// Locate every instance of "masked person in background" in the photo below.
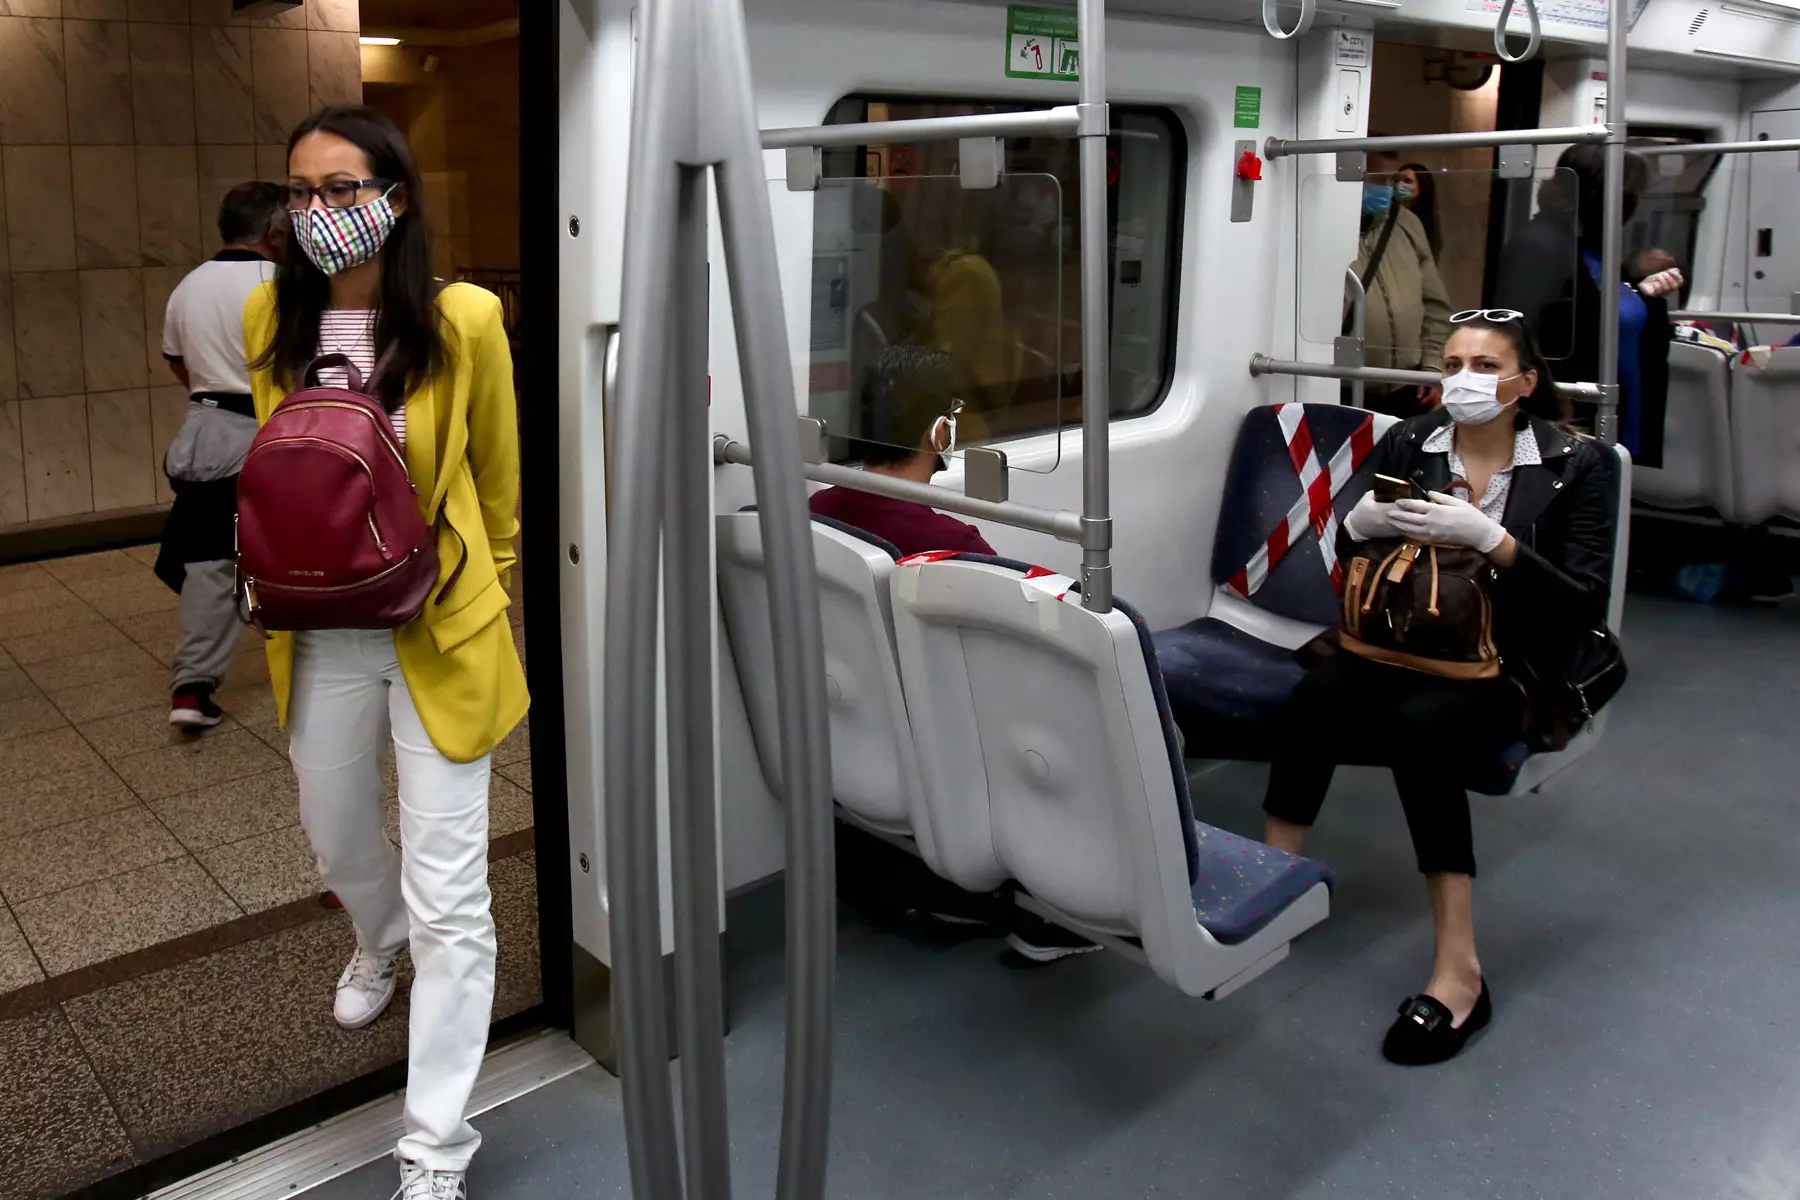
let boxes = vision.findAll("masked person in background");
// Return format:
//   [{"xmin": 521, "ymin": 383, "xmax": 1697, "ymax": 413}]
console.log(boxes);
[
  {"xmin": 1346, "ymin": 148, "xmax": 1452, "ymax": 419},
  {"xmin": 812, "ymin": 343, "xmax": 995, "ymax": 556},
  {"xmin": 1494, "ymin": 144, "xmax": 1681, "ymax": 468},
  {"xmin": 155, "ymin": 182, "xmax": 286, "ymax": 728}
]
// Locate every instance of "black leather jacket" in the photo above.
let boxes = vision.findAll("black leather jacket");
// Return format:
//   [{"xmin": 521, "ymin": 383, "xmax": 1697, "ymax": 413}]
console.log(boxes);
[{"xmin": 1345, "ymin": 409, "xmax": 1620, "ymax": 716}]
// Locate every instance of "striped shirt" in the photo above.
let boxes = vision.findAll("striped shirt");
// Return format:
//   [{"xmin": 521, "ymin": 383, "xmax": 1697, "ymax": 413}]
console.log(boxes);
[{"xmin": 317, "ymin": 309, "xmax": 406, "ymax": 448}]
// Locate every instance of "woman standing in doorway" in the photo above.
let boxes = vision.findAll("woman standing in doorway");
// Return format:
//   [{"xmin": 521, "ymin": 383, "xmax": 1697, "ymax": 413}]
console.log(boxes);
[{"xmin": 248, "ymin": 105, "xmax": 526, "ymax": 1199}]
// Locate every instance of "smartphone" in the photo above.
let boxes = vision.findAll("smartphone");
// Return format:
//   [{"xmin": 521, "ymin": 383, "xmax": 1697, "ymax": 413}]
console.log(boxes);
[{"xmin": 1372, "ymin": 473, "xmax": 1416, "ymax": 504}]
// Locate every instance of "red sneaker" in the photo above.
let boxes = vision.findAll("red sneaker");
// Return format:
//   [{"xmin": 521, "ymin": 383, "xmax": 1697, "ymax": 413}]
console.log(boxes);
[{"xmin": 169, "ymin": 689, "xmax": 223, "ymax": 729}]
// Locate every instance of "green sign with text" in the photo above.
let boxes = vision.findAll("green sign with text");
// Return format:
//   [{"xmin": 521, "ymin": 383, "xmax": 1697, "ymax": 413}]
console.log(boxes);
[
  {"xmin": 1005, "ymin": 5, "xmax": 1080, "ymax": 82},
  {"xmin": 1234, "ymin": 85, "xmax": 1263, "ymax": 129}
]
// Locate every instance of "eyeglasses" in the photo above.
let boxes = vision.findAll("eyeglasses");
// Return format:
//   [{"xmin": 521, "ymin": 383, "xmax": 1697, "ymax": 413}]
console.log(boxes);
[
  {"xmin": 287, "ymin": 179, "xmax": 394, "ymax": 210},
  {"xmin": 1451, "ymin": 308, "xmax": 1525, "ymax": 323}
]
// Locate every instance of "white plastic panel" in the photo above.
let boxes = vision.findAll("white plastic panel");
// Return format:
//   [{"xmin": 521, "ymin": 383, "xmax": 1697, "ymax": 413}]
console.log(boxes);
[
  {"xmin": 1728, "ymin": 346, "xmax": 1800, "ymax": 525},
  {"xmin": 715, "ymin": 516, "xmax": 927, "ymax": 843},
  {"xmin": 1634, "ymin": 342, "xmax": 1735, "ymax": 516},
  {"xmin": 889, "ymin": 558, "xmax": 1330, "ymax": 997}
]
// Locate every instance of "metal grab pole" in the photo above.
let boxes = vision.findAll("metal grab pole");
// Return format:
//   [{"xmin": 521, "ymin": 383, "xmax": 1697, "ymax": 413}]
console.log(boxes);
[
  {"xmin": 1343, "ymin": 267, "xmax": 1367, "ymax": 409},
  {"xmin": 1077, "ymin": 0, "xmax": 1113, "ymax": 613},
  {"xmin": 1597, "ymin": 0, "xmax": 1628, "ymax": 445},
  {"xmin": 666, "ymin": 164, "xmax": 733, "ymax": 1200},
  {"xmin": 605, "ymin": 0, "xmax": 686, "ymax": 1189},
  {"xmin": 1635, "ymin": 138, "xmax": 1800, "ymax": 157},
  {"xmin": 703, "ymin": 0, "xmax": 838, "ymax": 1195}
]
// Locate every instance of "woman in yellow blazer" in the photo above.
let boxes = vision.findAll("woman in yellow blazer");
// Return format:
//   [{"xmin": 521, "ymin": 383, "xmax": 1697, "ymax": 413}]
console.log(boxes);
[{"xmin": 246, "ymin": 105, "xmax": 524, "ymax": 1200}]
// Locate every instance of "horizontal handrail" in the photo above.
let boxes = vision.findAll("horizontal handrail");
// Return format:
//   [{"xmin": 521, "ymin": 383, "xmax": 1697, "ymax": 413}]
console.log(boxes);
[
  {"xmin": 713, "ymin": 435, "xmax": 1087, "ymax": 544},
  {"xmin": 1636, "ymin": 138, "xmax": 1800, "ymax": 157},
  {"xmin": 1264, "ymin": 125, "xmax": 1605, "ymax": 159},
  {"xmin": 1249, "ymin": 355, "xmax": 1604, "ymax": 399},
  {"xmin": 761, "ymin": 107, "xmax": 1081, "ymax": 151},
  {"xmin": 1674, "ymin": 310, "xmax": 1800, "ymax": 325}
]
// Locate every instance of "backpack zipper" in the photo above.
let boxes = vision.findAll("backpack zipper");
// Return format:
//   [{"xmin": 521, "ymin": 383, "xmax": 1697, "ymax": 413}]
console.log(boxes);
[
  {"xmin": 247, "ymin": 551, "xmax": 419, "ymax": 594},
  {"xmin": 271, "ymin": 400, "xmax": 409, "ymax": 473}
]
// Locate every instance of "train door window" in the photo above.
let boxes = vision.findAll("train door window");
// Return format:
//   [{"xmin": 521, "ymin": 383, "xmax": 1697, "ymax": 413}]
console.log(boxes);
[
  {"xmin": 1302, "ymin": 164, "xmax": 1579, "ymax": 365},
  {"xmin": 1627, "ymin": 127, "xmax": 1722, "ymax": 310},
  {"xmin": 805, "ymin": 97, "xmax": 1185, "ymax": 468}
]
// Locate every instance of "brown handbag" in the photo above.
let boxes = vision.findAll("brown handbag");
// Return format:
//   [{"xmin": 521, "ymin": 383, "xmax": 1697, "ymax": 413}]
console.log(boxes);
[{"xmin": 1339, "ymin": 538, "xmax": 1501, "ymax": 679}]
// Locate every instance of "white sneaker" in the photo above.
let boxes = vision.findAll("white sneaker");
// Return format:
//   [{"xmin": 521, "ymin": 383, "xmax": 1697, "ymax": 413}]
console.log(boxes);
[
  {"xmin": 333, "ymin": 945, "xmax": 399, "ymax": 1030},
  {"xmin": 393, "ymin": 1160, "xmax": 467, "ymax": 1200}
]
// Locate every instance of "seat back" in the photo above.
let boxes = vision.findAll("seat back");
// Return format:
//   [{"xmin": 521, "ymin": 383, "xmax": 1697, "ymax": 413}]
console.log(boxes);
[
  {"xmin": 715, "ymin": 513, "xmax": 929, "ymax": 848},
  {"xmin": 1729, "ymin": 346, "xmax": 1800, "ymax": 525},
  {"xmin": 1634, "ymin": 341, "xmax": 1733, "ymax": 516},
  {"xmin": 889, "ymin": 555, "xmax": 1204, "ymax": 973},
  {"xmin": 1211, "ymin": 403, "xmax": 1396, "ymax": 624}
]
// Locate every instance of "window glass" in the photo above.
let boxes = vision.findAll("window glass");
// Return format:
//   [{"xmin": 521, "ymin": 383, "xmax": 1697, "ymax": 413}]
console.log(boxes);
[
  {"xmin": 812, "ymin": 97, "xmax": 1185, "ymax": 466},
  {"xmin": 1302, "ymin": 164, "xmax": 1578, "ymax": 363}
]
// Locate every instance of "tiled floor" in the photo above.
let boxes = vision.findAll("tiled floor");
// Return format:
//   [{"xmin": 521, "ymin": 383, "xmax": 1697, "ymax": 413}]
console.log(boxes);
[{"xmin": 0, "ymin": 546, "xmax": 540, "ymax": 1200}]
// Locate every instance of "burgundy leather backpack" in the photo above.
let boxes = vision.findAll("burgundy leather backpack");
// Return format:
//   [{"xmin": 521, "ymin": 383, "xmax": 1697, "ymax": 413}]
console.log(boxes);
[{"xmin": 236, "ymin": 353, "xmax": 447, "ymax": 631}]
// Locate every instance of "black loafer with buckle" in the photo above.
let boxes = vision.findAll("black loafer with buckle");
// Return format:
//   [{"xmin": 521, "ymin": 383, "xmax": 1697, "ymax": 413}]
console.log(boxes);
[{"xmin": 1381, "ymin": 981, "xmax": 1492, "ymax": 1066}]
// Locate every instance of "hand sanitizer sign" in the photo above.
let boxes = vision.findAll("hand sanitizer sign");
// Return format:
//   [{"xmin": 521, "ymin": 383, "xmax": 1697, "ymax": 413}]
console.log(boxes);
[{"xmin": 1006, "ymin": 5, "xmax": 1081, "ymax": 82}]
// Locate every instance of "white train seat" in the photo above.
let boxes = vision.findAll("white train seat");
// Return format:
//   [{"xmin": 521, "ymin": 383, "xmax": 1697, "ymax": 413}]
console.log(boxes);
[
  {"xmin": 1153, "ymin": 403, "xmax": 1630, "ymax": 797},
  {"xmin": 1728, "ymin": 346, "xmax": 1800, "ymax": 526},
  {"xmin": 1633, "ymin": 341, "xmax": 1733, "ymax": 516},
  {"xmin": 888, "ymin": 552, "xmax": 1332, "ymax": 999},
  {"xmin": 716, "ymin": 512, "xmax": 938, "ymax": 861}
]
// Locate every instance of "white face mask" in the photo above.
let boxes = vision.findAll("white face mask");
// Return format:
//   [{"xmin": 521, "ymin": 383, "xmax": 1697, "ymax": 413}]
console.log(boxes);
[{"xmin": 1441, "ymin": 369, "xmax": 1520, "ymax": 425}]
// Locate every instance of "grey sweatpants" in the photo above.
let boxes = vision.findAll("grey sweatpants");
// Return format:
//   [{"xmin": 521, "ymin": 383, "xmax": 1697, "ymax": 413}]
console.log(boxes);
[{"xmin": 172, "ymin": 559, "xmax": 239, "ymax": 694}]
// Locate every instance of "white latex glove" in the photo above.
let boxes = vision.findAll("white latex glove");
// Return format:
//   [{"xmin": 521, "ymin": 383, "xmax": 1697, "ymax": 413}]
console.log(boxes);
[
  {"xmin": 1390, "ymin": 492, "xmax": 1507, "ymax": 553},
  {"xmin": 1343, "ymin": 489, "xmax": 1403, "ymax": 542},
  {"xmin": 1637, "ymin": 267, "xmax": 1684, "ymax": 299}
]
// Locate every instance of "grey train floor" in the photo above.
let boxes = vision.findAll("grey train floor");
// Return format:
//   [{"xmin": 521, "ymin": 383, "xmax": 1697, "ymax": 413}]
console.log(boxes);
[{"xmin": 314, "ymin": 593, "xmax": 1800, "ymax": 1200}]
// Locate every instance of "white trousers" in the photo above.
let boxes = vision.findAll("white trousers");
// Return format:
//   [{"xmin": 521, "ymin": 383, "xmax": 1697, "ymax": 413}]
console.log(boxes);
[{"xmin": 289, "ymin": 629, "xmax": 496, "ymax": 1172}]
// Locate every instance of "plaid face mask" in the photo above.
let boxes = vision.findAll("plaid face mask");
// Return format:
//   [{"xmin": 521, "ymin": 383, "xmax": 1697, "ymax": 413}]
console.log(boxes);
[{"xmin": 294, "ymin": 188, "xmax": 397, "ymax": 276}]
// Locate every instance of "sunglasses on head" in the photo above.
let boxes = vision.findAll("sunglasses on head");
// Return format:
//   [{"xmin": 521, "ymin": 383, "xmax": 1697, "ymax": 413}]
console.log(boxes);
[{"xmin": 1451, "ymin": 308, "xmax": 1525, "ymax": 323}]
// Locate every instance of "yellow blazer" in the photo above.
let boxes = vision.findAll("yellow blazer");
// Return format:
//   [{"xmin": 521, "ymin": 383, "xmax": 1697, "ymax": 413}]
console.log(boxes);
[{"xmin": 245, "ymin": 281, "xmax": 529, "ymax": 763}]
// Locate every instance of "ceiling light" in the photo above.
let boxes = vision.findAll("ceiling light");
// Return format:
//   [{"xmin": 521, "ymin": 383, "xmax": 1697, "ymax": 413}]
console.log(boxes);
[{"xmin": 359, "ymin": 35, "xmax": 402, "ymax": 46}]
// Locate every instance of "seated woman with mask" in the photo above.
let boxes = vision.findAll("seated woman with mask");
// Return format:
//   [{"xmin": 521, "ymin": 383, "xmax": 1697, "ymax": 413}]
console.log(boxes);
[
  {"xmin": 1262, "ymin": 311, "xmax": 1618, "ymax": 1066},
  {"xmin": 811, "ymin": 343, "xmax": 996, "ymax": 556}
]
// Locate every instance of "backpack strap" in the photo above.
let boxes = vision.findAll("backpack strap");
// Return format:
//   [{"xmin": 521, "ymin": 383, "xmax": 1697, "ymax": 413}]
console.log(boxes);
[{"xmin": 302, "ymin": 352, "xmax": 365, "ymax": 392}]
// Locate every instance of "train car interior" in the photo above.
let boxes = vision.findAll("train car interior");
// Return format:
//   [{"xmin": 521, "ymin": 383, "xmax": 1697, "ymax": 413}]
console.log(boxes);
[{"xmin": 7, "ymin": 0, "xmax": 1800, "ymax": 1196}]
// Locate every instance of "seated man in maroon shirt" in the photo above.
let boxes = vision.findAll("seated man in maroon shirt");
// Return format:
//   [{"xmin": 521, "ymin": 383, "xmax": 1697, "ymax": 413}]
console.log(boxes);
[
  {"xmin": 811, "ymin": 346, "xmax": 1099, "ymax": 965},
  {"xmin": 809, "ymin": 345, "xmax": 996, "ymax": 556}
]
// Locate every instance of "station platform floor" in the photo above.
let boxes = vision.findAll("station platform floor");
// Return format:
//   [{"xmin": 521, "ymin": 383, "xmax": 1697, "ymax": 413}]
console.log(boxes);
[{"xmin": 0, "ymin": 548, "xmax": 535, "ymax": 1200}]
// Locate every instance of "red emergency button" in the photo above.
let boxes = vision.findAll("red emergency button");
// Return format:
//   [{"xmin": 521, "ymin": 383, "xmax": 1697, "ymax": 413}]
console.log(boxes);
[{"xmin": 1236, "ymin": 150, "xmax": 1264, "ymax": 181}]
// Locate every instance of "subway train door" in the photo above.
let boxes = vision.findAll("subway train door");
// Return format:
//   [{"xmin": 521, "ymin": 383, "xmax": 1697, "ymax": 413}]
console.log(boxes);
[{"xmin": 1744, "ymin": 109, "xmax": 1800, "ymax": 313}]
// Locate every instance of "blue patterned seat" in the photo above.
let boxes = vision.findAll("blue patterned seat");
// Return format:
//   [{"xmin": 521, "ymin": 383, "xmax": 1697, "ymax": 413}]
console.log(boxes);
[
  {"xmin": 1153, "ymin": 405, "xmax": 1532, "ymax": 796},
  {"xmin": 1190, "ymin": 824, "xmax": 1333, "ymax": 945}
]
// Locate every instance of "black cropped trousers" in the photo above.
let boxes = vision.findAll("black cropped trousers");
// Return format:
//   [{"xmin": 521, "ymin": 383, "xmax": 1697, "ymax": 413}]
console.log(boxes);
[{"xmin": 1262, "ymin": 650, "xmax": 1527, "ymax": 877}]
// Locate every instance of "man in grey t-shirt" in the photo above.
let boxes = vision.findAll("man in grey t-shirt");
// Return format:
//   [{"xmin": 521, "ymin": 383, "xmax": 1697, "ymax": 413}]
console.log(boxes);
[{"xmin": 154, "ymin": 182, "xmax": 284, "ymax": 728}]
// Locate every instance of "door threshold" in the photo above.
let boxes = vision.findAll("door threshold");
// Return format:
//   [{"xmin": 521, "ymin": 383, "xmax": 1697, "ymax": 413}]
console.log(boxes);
[{"xmin": 145, "ymin": 1030, "xmax": 594, "ymax": 1199}]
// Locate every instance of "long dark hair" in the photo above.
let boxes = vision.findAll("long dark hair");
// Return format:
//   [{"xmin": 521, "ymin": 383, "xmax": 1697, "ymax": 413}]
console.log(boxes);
[
  {"xmin": 1453, "ymin": 314, "xmax": 1566, "ymax": 424},
  {"xmin": 1400, "ymin": 163, "xmax": 1442, "ymax": 258},
  {"xmin": 255, "ymin": 105, "xmax": 448, "ymax": 412},
  {"xmin": 1543, "ymin": 144, "xmax": 1649, "ymax": 253}
]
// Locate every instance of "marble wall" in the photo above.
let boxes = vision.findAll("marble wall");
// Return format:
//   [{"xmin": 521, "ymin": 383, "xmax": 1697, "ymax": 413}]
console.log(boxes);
[{"xmin": 0, "ymin": 0, "xmax": 361, "ymax": 528}]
